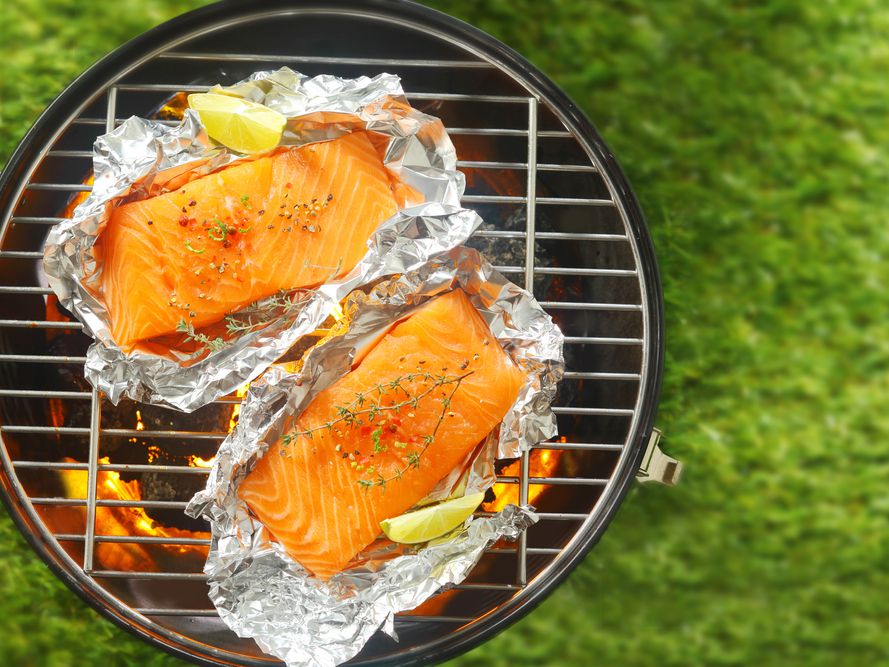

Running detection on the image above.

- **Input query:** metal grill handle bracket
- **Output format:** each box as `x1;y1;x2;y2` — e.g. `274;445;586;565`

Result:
636;428;682;485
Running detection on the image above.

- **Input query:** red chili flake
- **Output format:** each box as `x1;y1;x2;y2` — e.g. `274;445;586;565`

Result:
188;199;197;207
326;193;333;201
257;209;265;215
178;215;189;227
222;240;231;248
285;182;292;188
267;224;274;230
147;220;154;226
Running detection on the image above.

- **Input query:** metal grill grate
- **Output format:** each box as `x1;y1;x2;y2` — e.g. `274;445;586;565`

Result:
0;3;662;665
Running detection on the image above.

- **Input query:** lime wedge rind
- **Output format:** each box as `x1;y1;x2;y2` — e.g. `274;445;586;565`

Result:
187;92;286;155
380;492;485;545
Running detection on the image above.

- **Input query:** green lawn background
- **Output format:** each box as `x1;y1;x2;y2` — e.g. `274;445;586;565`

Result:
2;1;888;665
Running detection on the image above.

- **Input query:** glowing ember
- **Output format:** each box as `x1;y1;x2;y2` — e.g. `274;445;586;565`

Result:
483;449;562;512
128;409;146;443
45;457;209;571
188;455;215;468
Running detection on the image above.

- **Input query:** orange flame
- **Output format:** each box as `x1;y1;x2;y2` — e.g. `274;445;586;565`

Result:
45;458;209;571
188;455;214;469
227;384;250;434
483;449;561;512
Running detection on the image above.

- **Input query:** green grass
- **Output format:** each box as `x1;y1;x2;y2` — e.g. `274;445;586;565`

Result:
3;1;889;665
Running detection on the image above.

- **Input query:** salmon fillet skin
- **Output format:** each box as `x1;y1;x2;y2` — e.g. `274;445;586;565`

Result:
101;131;411;350
238;289;525;580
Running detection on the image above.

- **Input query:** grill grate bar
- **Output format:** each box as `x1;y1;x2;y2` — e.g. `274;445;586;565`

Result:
47;150;93;158
112;84;531;104
461;194;612;206
493;266;635;277
534;512;590;521
470;230;626;242
497;476;609;486
564;336;643;345
82;388;101;572
534;441;624;451
89;570;520;592
92;571;207;580
563;371;640;380
516;97;538;587
17;189;614;206
535;266;636;277
0;320;83;329
0;354;87;363
134;609;475;623
11;460;213;475
0;389;90;398
457;160;597;173
553;406;635;416
7;216;66;225
57;534;210;546
0;251;45;259
539;301;643;311
447;127;570;138
82;92;117;575
0;320;82;329
0;286;53;294
30;497;190;510
158;51;494;68
25;183;93;192
54;532;562;554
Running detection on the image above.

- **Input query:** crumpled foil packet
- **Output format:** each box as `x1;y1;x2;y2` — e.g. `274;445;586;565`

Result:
186;246;564;667
43;68;472;411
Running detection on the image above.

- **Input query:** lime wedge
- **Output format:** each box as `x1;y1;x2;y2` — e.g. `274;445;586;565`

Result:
188;93;286;155
381;492;485;545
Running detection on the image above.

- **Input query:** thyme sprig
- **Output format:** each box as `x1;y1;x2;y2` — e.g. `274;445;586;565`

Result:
178;290;307;353
176;318;225;352
281;370;474;490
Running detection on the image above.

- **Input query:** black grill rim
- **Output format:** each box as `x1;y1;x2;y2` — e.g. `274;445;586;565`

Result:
0;1;665;665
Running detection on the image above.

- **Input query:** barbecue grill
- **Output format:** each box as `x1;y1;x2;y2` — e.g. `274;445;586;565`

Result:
0;1;678;665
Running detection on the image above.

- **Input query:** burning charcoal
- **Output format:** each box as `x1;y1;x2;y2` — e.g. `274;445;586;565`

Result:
141;472;206;503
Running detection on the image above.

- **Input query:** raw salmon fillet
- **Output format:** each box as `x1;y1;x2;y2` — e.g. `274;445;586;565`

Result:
239;289;525;580
101;132;415;350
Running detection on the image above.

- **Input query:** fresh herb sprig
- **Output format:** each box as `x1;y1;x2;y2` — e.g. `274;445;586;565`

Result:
176;318;225;352
178;290;307;353
281;371;473;490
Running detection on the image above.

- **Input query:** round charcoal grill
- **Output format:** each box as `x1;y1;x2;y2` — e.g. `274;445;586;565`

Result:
0;1;674;665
